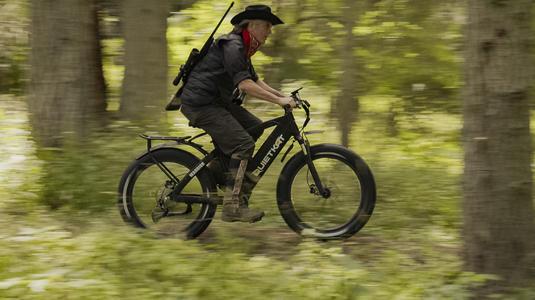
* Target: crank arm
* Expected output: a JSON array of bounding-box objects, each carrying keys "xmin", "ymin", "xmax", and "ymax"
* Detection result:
[
  {"xmin": 167, "ymin": 205, "xmax": 193, "ymax": 216},
  {"xmin": 173, "ymin": 194, "xmax": 223, "ymax": 205}
]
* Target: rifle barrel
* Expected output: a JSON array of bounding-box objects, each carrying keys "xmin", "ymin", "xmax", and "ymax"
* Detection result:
[
  {"xmin": 210, "ymin": 2, "xmax": 234, "ymax": 38},
  {"xmin": 172, "ymin": 2, "xmax": 234, "ymax": 87}
]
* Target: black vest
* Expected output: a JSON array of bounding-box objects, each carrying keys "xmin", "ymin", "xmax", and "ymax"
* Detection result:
[{"xmin": 181, "ymin": 33, "xmax": 258, "ymax": 107}]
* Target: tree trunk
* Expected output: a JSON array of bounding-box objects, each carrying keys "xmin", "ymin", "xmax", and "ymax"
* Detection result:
[
  {"xmin": 29, "ymin": 0, "xmax": 106, "ymax": 147},
  {"xmin": 462, "ymin": 0, "xmax": 535, "ymax": 291},
  {"xmin": 120, "ymin": 0, "xmax": 169, "ymax": 122},
  {"xmin": 332, "ymin": 0, "xmax": 363, "ymax": 147}
]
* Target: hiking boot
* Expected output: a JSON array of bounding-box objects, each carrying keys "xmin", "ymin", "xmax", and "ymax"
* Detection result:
[
  {"xmin": 221, "ymin": 205, "xmax": 265, "ymax": 223},
  {"xmin": 221, "ymin": 158, "xmax": 264, "ymax": 223}
]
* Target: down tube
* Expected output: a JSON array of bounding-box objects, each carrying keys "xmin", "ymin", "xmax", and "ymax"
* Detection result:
[{"xmin": 249, "ymin": 123, "xmax": 293, "ymax": 180}]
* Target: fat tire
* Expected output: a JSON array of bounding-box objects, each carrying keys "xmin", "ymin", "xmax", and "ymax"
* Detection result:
[
  {"xmin": 118, "ymin": 147, "xmax": 217, "ymax": 239},
  {"xmin": 277, "ymin": 144, "xmax": 376, "ymax": 239}
]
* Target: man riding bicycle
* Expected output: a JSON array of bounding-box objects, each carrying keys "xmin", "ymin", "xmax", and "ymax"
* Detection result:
[{"xmin": 179, "ymin": 5, "xmax": 296, "ymax": 223}]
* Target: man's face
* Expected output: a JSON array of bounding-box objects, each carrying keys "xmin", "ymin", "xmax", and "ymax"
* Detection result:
[{"xmin": 249, "ymin": 20, "xmax": 273, "ymax": 44}]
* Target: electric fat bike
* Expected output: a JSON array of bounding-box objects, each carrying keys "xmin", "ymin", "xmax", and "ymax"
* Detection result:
[{"xmin": 117, "ymin": 88, "xmax": 376, "ymax": 239}]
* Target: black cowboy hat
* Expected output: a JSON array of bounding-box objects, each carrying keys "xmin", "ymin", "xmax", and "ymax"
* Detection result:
[{"xmin": 230, "ymin": 4, "xmax": 284, "ymax": 26}]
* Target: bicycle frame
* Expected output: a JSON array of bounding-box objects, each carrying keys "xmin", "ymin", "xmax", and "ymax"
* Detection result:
[{"xmin": 141, "ymin": 91, "xmax": 328, "ymax": 206}]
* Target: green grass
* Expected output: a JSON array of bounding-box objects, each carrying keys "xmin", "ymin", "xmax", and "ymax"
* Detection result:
[{"xmin": 0, "ymin": 209, "xmax": 488, "ymax": 299}]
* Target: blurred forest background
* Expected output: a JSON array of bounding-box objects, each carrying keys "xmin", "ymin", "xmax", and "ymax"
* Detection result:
[{"xmin": 1, "ymin": 0, "xmax": 535, "ymax": 298}]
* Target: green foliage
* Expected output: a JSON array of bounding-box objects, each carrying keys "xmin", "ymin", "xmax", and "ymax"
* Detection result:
[
  {"xmin": 231, "ymin": 0, "xmax": 463, "ymax": 107},
  {"xmin": 0, "ymin": 211, "xmax": 488, "ymax": 299},
  {"xmin": 0, "ymin": 0, "xmax": 29, "ymax": 93}
]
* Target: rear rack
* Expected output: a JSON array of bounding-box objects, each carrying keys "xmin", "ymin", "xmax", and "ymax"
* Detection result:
[
  {"xmin": 138, "ymin": 133, "xmax": 209, "ymax": 156},
  {"xmin": 139, "ymin": 133, "xmax": 191, "ymax": 142},
  {"xmin": 139, "ymin": 134, "xmax": 191, "ymax": 151}
]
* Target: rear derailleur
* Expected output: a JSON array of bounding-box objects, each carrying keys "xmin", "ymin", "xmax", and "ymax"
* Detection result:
[{"xmin": 151, "ymin": 180, "xmax": 192, "ymax": 223}]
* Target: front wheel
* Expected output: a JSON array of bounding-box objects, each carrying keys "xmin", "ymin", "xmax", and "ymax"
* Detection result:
[{"xmin": 277, "ymin": 144, "xmax": 376, "ymax": 239}]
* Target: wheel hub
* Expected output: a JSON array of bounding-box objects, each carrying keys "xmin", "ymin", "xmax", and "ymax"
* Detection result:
[
  {"xmin": 322, "ymin": 187, "xmax": 331, "ymax": 199},
  {"xmin": 309, "ymin": 184, "xmax": 331, "ymax": 199}
]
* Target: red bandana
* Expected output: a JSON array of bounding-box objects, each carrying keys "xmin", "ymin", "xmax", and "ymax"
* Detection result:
[{"xmin": 241, "ymin": 29, "xmax": 261, "ymax": 58}]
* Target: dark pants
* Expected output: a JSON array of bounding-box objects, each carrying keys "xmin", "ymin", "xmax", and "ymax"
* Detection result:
[{"xmin": 180, "ymin": 103, "xmax": 263, "ymax": 160}]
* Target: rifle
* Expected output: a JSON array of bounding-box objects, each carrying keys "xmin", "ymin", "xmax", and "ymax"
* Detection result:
[{"xmin": 165, "ymin": 2, "xmax": 235, "ymax": 111}]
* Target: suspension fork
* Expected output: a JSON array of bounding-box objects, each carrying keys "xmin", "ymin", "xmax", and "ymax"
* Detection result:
[{"xmin": 297, "ymin": 134, "xmax": 329, "ymax": 198}]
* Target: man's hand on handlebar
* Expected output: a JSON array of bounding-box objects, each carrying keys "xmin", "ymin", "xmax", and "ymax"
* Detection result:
[{"xmin": 278, "ymin": 96, "xmax": 297, "ymax": 109}]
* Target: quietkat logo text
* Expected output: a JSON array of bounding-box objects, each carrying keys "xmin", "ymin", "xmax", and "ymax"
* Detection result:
[{"xmin": 252, "ymin": 135, "xmax": 285, "ymax": 177}]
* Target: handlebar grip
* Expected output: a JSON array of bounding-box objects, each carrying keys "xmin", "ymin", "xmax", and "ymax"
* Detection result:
[{"xmin": 290, "ymin": 87, "xmax": 303, "ymax": 96}]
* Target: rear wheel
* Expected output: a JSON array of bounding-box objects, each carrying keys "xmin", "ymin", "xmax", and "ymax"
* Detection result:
[
  {"xmin": 118, "ymin": 148, "xmax": 217, "ymax": 239},
  {"xmin": 277, "ymin": 144, "xmax": 376, "ymax": 239}
]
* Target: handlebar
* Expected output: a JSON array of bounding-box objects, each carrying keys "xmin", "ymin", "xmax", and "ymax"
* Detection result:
[
  {"xmin": 285, "ymin": 87, "xmax": 309, "ymax": 110},
  {"xmin": 285, "ymin": 87, "xmax": 311, "ymax": 129}
]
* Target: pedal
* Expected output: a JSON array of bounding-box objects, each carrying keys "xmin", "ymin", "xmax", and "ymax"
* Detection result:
[{"xmin": 151, "ymin": 206, "xmax": 169, "ymax": 223}]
